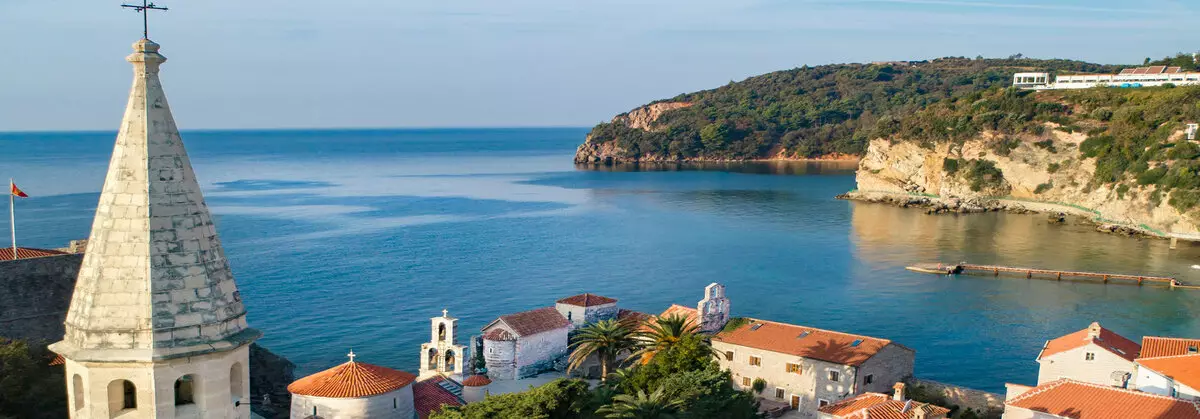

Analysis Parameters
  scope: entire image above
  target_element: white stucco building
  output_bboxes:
[713,319,915,416]
[1003,379,1200,419]
[1034,322,1140,387]
[48,38,259,419]
[1136,355,1200,400]
[288,353,416,419]
[1014,66,1200,90]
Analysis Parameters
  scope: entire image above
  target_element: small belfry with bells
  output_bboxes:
[420,309,467,379]
[48,2,262,419]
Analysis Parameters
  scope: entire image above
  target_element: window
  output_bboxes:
[230,363,245,405]
[786,363,801,374]
[742,377,752,386]
[108,379,137,417]
[1085,352,1095,361]
[174,375,196,406]
[818,399,830,408]
[73,375,84,411]
[1189,345,1198,354]
[864,374,874,385]
[775,388,786,399]
[724,351,734,361]
[749,356,761,366]
[394,398,397,409]
[828,371,840,382]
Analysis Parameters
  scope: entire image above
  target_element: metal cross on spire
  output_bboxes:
[121,0,168,40]
[347,349,356,363]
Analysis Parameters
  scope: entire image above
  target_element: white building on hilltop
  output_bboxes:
[48,38,259,419]
[1014,66,1200,90]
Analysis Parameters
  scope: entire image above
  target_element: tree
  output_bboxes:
[0,339,66,419]
[596,388,683,419]
[618,334,719,397]
[569,320,639,382]
[634,314,700,364]
[431,379,596,419]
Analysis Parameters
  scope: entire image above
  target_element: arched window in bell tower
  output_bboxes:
[445,350,456,372]
[108,379,137,417]
[438,323,447,342]
[427,348,439,370]
[72,375,84,411]
[175,375,196,406]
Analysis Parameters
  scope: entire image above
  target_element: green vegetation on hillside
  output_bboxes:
[891,85,1200,212]
[586,57,1122,160]
[0,339,66,419]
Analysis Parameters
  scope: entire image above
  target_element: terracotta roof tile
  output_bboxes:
[819,393,951,419]
[49,353,65,366]
[556,293,617,307]
[714,319,896,366]
[288,361,416,398]
[493,307,569,337]
[1142,337,1200,359]
[1138,354,1200,391]
[1038,322,1139,362]
[638,304,699,333]
[617,309,653,325]
[462,374,492,387]
[414,375,464,419]
[482,329,516,341]
[1006,379,1200,419]
[0,247,67,261]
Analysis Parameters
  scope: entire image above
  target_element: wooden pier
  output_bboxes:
[906,262,1183,288]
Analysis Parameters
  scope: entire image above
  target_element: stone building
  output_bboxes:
[48,38,260,419]
[288,352,417,419]
[419,310,466,380]
[481,306,572,380]
[713,319,915,416]
[817,383,949,419]
[1034,322,1140,387]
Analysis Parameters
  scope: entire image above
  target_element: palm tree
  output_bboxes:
[596,388,682,419]
[633,314,700,364]
[568,319,638,382]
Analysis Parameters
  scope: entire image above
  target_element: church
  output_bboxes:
[49,36,259,418]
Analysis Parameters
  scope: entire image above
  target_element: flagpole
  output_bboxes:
[10,178,16,260]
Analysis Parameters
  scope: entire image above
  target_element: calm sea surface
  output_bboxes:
[3,128,1199,393]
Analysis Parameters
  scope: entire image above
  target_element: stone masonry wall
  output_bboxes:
[0,254,84,342]
[909,378,1004,417]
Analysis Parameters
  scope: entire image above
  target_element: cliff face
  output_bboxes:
[856,131,1200,235]
[575,102,691,164]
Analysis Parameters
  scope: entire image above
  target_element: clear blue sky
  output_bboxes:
[1,0,1197,131]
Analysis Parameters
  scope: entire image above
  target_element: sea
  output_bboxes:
[3,128,1199,393]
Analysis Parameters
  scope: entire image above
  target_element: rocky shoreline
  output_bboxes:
[837,191,1157,238]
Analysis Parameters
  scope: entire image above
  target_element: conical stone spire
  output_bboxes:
[52,39,259,362]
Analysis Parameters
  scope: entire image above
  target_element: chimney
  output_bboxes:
[1087,322,1102,339]
[913,404,929,419]
[893,382,906,401]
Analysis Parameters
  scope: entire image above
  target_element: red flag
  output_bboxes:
[10,183,27,198]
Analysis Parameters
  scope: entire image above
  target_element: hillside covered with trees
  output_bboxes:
[576,53,1196,162]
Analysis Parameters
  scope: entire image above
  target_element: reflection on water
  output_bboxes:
[576,160,858,176]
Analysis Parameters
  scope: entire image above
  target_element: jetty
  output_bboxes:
[906,262,1187,289]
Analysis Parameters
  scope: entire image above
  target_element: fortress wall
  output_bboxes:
[0,253,84,342]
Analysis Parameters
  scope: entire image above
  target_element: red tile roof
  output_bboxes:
[490,307,569,337]
[0,247,68,261]
[818,392,951,419]
[1138,355,1200,391]
[638,304,699,333]
[288,361,416,398]
[482,328,516,341]
[1006,379,1200,419]
[462,374,492,387]
[556,293,617,307]
[1037,322,1139,362]
[414,375,464,419]
[617,309,653,325]
[49,354,65,366]
[713,319,898,366]
[1142,337,1200,359]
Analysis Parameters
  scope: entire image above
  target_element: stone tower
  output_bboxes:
[48,39,261,419]
[419,309,466,379]
[697,283,731,333]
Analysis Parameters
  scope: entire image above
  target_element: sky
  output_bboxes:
[1,0,1198,131]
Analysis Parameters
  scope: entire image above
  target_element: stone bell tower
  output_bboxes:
[697,283,731,333]
[48,39,261,419]
[420,309,467,379]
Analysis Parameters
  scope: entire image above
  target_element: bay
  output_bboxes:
[3,128,1198,393]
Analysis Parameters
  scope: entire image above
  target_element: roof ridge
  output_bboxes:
[1145,336,1200,342]
[752,318,891,343]
[1057,378,1200,403]
[1006,378,1070,404]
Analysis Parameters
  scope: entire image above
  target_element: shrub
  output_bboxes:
[991,137,1021,157]
[963,159,1005,192]
[751,378,766,394]
[1047,162,1061,173]
[1034,139,1057,153]
[1137,166,1168,185]
[943,158,960,174]
[1090,107,1114,121]
[1035,182,1053,194]
[1116,183,1131,200]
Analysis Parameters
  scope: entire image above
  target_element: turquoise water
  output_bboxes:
[3,128,1199,393]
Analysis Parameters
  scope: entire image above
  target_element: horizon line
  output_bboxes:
[0,126,595,135]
